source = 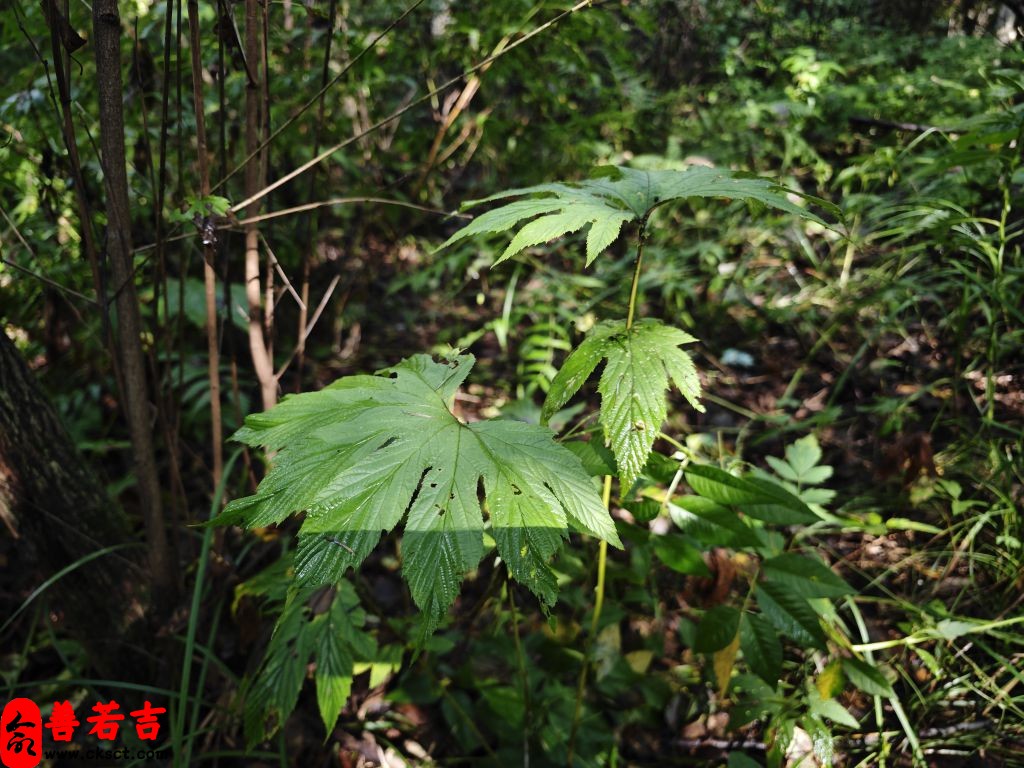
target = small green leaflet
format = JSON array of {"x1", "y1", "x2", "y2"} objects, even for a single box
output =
[
  {"x1": 841, "y1": 658, "x2": 895, "y2": 698},
  {"x1": 765, "y1": 434, "x2": 834, "y2": 486},
  {"x1": 684, "y1": 464, "x2": 819, "y2": 525},
  {"x1": 653, "y1": 533, "x2": 711, "y2": 576},
  {"x1": 807, "y1": 686, "x2": 859, "y2": 729},
  {"x1": 694, "y1": 605, "x2": 742, "y2": 653},
  {"x1": 741, "y1": 613, "x2": 783, "y2": 688},
  {"x1": 243, "y1": 582, "x2": 374, "y2": 746},
  {"x1": 438, "y1": 165, "x2": 831, "y2": 265},
  {"x1": 216, "y1": 354, "x2": 619, "y2": 634},
  {"x1": 755, "y1": 582, "x2": 827, "y2": 650},
  {"x1": 541, "y1": 318, "x2": 703, "y2": 489},
  {"x1": 762, "y1": 553, "x2": 853, "y2": 599},
  {"x1": 669, "y1": 496, "x2": 763, "y2": 548}
]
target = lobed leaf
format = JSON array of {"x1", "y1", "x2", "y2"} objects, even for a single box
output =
[
  {"x1": 542, "y1": 318, "x2": 703, "y2": 489},
  {"x1": 217, "y1": 354, "x2": 618, "y2": 634},
  {"x1": 439, "y1": 165, "x2": 832, "y2": 266}
]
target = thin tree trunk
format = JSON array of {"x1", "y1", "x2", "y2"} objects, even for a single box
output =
[
  {"x1": 92, "y1": 0, "x2": 178, "y2": 608},
  {"x1": 0, "y1": 331, "x2": 149, "y2": 679}
]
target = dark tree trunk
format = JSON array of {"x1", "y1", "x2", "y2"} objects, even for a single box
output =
[
  {"x1": 0, "y1": 331, "x2": 149, "y2": 679},
  {"x1": 92, "y1": 0, "x2": 179, "y2": 608}
]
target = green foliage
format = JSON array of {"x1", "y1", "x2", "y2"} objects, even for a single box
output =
[
  {"x1": 684, "y1": 464, "x2": 819, "y2": 525},
  {"x1": 515, "y1": 320, "x2": 571, "y2": 397},
  {"x1": 440, "y1": 165, "x2": 831, "y2": 266},
  {"x1": 166, "y1": 194, "x2": 233, "y2": 225},
  {"x1": 216, "y1": 354, "x2": 619, "y2": 633},
  {"x1": 5, "y1": 1, "x2": 1023, "y2": 763},
  {"x1": 741, "y1": 613, "x2": 783, "y2": 686},
  {"x1": 678, "y1": 462, "x2": 846, "y2": 658},
  {"x1": 663, "y1": 445, "x2": 896, "y2": 761},
  {"x1": 158, "y1": 277, "x2": 249, "y2": 332},
  {"x1": 542, "y1": 318, "x2": 703, "y2": 489},
  {"x1": 241, "y1": 580, "x2": 374, "y2": 746},
  {"x1": 841, "y1": 657, "x2": 895, "y2": 698},
  {"x1": 762, "y1": 553, "x2": 853, "y2": 599},
  {"x1": 695, "y1": 605, "x2": 742, "y2": 653},
  {"x1": 765, "y1": 435, "x2": 833, "y2": 486}
]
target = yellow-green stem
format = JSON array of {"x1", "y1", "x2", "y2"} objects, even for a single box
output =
[{"x1": 567, "y1": 474, "x2": 613, "y2": 766}]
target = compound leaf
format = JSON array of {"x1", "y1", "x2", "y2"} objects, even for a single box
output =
[{"x1": 217, "y1": 354, "x2": 618, "y2": 634}]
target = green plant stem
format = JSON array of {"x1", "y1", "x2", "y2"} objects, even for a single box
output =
[
  {"x1": 567, "y1": 474, "x2": 613, "y2": 766},
  {"x1": 568, "y1": 217, "x2": 649, "y2": 763},
  {"x1": 847, "y1": 598, "x2": 913, "y2": 767},
  {"x1": 851, "y1": 614, "x2": 1024, "y2": 652},
  {"x1": 183, "y1": 598, "x2": 224, "y2": 768},
  {"x1": 625, "y1": 217, "x2": 649, "y2": 330}
]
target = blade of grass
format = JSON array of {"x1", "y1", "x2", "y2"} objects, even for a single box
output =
[
  {"x1": 171, "y1": 448, "x2": 242, "y2": 761},
  {"x1": 0, "y1": 542, "x2": 141, "y2": 637},
  {"x1": 847, "y1": 597, "x2": 923, "y2": 766}
]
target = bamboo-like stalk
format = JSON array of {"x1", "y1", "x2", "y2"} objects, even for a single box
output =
[
  {"x1": 244, "y1": 0, "x2": 278, "y2": 411},
  {"x1": 294, "y1": 0, "x2": 338, "y2": 391},
  {"x1": 186, "y1": 0, "x2": 224, "y2": 491}
]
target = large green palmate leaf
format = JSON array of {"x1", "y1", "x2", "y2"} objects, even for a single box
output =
[
  {"x1": 438, "y1": 165, "x2": 831, "y2": 265},
  {"x1": 540, "y1": 318, "x2": 703, "y2": 489},
  {"x1": 216, "y1": 354, "x2": 619, "y2": 633}
]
